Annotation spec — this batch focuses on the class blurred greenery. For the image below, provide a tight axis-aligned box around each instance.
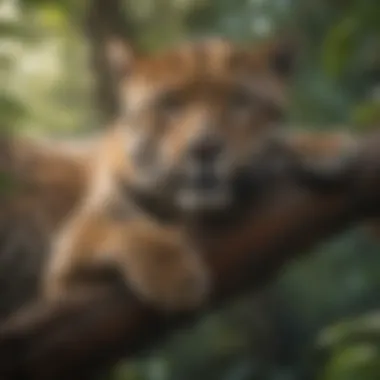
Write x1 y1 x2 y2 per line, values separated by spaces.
1 0 380 379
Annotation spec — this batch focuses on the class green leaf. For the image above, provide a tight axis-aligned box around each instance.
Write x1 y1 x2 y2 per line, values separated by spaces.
351 101 380 129
322 344 380 380
0 94 29 127
321 16 360 78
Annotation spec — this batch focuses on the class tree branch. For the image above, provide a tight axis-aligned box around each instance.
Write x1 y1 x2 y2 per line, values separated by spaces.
0 132 380 379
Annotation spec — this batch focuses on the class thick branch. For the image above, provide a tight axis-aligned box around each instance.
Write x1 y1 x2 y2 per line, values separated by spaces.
0 133 380 379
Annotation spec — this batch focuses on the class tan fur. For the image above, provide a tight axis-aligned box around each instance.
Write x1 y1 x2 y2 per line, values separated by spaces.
41 37 378 314
118 38 291 172
45 208 209 311
37 40 300 309
39 127 210 312
5 38 368 316
38 38 298 312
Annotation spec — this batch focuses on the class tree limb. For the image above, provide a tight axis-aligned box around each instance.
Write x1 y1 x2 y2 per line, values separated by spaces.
0 132 380 379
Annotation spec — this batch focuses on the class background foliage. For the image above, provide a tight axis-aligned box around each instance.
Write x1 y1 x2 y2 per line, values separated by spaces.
1 0 380 379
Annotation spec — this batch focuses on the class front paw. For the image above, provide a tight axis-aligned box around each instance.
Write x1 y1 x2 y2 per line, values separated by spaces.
126 249 211 313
